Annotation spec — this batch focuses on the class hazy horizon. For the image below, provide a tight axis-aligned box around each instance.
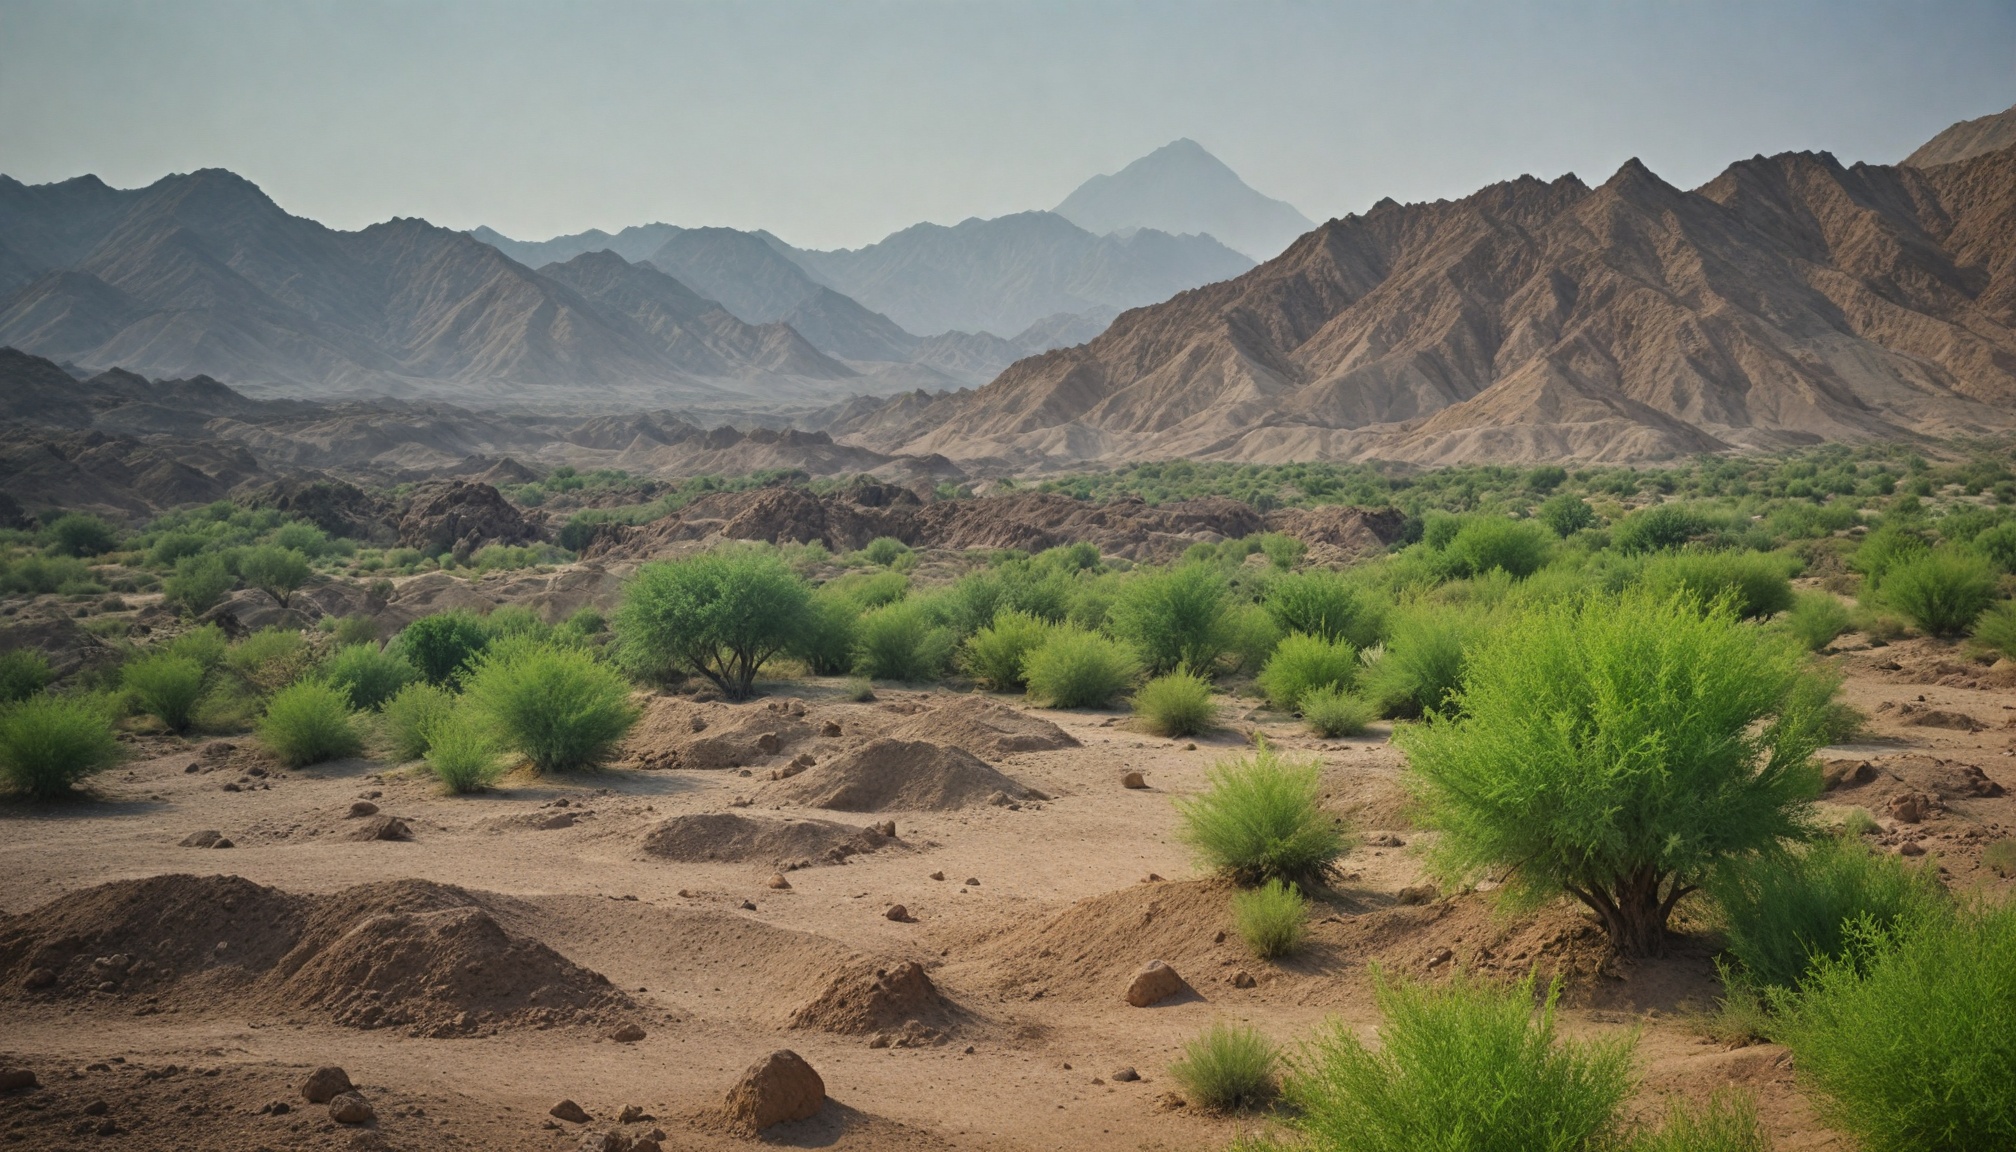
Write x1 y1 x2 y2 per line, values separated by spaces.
2 0 2013 250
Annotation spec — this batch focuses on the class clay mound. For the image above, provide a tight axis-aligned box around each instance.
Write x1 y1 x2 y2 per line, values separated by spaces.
623 697 816 770
770 739 1036 812
884 696 1079 758
789 959 959 1041
951 880 1234 1002
640 813 894 867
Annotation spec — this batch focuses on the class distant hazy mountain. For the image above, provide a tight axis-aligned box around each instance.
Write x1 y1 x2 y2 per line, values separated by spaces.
1054 139 1314 260
468 223 681 267
782 211 1252 337
1906 102 2016 168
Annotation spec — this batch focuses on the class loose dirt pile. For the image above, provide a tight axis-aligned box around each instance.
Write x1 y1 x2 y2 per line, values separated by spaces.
640 813 896 868
952 880 1236 1003
789 960 960 1043
883 696 1079 758
0 875 630 1036
769 739 1039 812
622 697 819 770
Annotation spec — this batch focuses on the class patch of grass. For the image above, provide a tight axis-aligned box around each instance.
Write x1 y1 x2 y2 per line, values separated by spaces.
459 643 639 773
1881 548 2000 637
0 649 52 703
843 676 876 702
852 599 954 682
1132 669 1216 737
1301 685 1375 738
1981 838 2016 878
1176 742 1348 887
1231 879 1306 959
1774 902 2016 1152
319 643 417 711
122 653 206 733
1784 590 1853 651
1711 837 1946 995
1257 632 1357 712
1021 626 1140 709
381 680 456 762
1631 1091 1773 1152
1168 1022 1277 1112
1688 977 1774 1049
257 681 364 768
0 695 122 798
961 610 1054 691
1278 972 1636 1152
424 709 505 793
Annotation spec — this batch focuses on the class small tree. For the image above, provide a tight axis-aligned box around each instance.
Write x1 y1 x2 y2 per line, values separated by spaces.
1397 591 1827 957
1537 492 1596 538
393 610 493 685
163 554 234 614
43 513 119 558
238 545 310 607
1108 563 1231 675
460 641 639 773
614 551 811 701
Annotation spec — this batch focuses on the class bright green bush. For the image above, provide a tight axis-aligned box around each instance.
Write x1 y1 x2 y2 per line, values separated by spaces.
792 589 861 676
615 552 812 700
1176 743 1347 887
1881 548 2000 637
459 643 639 773
381 680 456 761
424 709 505 793
224 628 311 695
1711 836 1946 995
163 624 228 670
1538 492 1597 538
320 643 418 711
238 545 311 607
1974 601 2016 659
1021 626 1140 709
1785 591 1853 651
1397 591 1826 956
1301 685 1375 738
1257 632 1357 712
1263 572 1385 648
1279 973 1635 1152
0 649 52 703
960 610 1053 691
826 568 909 608
1222 604 1284 675
330 615 379 647
122 653 206 733
1231 878 1306 959
1972 521 2016 572
162 553 234 614
1108 564 1232 675
859 536 911 566
1639 550 1796 619
1630 1093 1773 1152
1774 902 2016 1152
1613 504 1708 553
1850 523 1928 591
43 513 119 557
1169 1022 1277 1113
257 681 364 767
393 611 493 686
1358 603 1485 718
852 599 954 681
0 554 98 596
0 696 122 798
1132 669 1216 737
1443 516 1552 579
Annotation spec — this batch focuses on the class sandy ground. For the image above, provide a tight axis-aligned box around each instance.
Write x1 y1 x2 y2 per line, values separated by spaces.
2 634 2013 1152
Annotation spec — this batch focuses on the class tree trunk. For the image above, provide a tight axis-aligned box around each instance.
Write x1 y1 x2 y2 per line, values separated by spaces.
1568 866 1689 958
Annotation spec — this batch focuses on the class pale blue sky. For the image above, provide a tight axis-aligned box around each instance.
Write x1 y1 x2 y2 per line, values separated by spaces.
1 0 2011 249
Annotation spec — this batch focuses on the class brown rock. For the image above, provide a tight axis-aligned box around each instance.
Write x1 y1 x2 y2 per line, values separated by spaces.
1898 840 1927 857
347 800 379 818
1120 771 1147 789
609 1023 647 1043
821 721 843 738
179 830 222 848
551 1099 591 1123
929 871 945 881
1888 792 1933 824
300 1066 354 1104
21 968 55 990
1124 961 1186 1007
0 1069 38 1092
347 815 412 842
328 1092 375 1125
722 1050 825 1132
212 837 235 848
1821 760 1876 790
885 904 913 922
768 874 792 890
1111 1066 1140 1082
396 480 539 558
1231 970 1257 989
618 1105 649 1123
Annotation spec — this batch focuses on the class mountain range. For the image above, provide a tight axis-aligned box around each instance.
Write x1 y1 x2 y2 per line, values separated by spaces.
1053 138 1315 260
1906 101 2016 169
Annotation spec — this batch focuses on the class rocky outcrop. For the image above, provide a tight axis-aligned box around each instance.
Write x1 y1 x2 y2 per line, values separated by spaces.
239 477 394 543
395 480 540 560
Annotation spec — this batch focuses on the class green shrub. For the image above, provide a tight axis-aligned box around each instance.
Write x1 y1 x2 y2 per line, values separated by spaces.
269 521 332 557
320 643 418 711
1231 878 1306 959
1613 504 1708 553
424 709 505 793
844 676 876 702
329 615 378 647
1168 1022 1277 1113
1850 524 1928 591
43 513 119 557
1974 601 2016 659
163 624 228 670
1972 521 2016 572
852 599 954 681
1397 591 1826 956
1176 743 1347 887
238 545 310 607
1711 836 1946 995
615 552 812 701
1784 591 1853 651
1133 669 1216 737
1257 632 1357 712
1774 902 2016 1152
1639 550 1796 620
1538 492 1597 538
0 649 52 703
1881 548 2000 637
1263 572 1385 648
459 643 638 773
1279 972 1636 1152
393 610 493 686
1358 603 1485 718
827 568 909 609
1256 532 1306 570
1629 1092 1773 1152
257 681 364 767
1222 604 1283 676
792 590 861 676
1301 685 1375 738
1443 516 1553 579
860 536 911 566
960 610 1053 691
1108 564 1232 675
481 604 550 641
1021 626 1140 708
162 553 234 614
122 653 206 732
224 627 311 695
0 696 122 798
382 680 456 761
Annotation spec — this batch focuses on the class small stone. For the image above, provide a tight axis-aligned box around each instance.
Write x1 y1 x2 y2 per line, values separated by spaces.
739 900 757 911
1121 771 1147 789
722 1050 825 1132
179 830 221 848
1365 833 1406 847
1898 840 1927 857
609 1023 647 1043
1184 742 1197 751
821 721 843 737
767 875 791 890
1124 961 1186 1007
1396 884 1439 906
95 1119 119 1136
23 968 56 990
551 1099 591 1123
689 714 709 732
1142 873 1164 883
1888 793 1932 824
184 762 200 773
536 812 577 830
0 1069 38 1092
328 1092 375 1125
929 871 945 881
300 1066 354 1104
221 782 241 792
1213 930 1226 944
1111 1067 1140 1082
82 1100 107 1116
269 1101 291 1115
347 801 379 818
618 1104 650 1123
963 877 980 887
885 904 913 922
1231 970 1257 989
876 820 897 838
1426 948 1455 970
212 838 235 849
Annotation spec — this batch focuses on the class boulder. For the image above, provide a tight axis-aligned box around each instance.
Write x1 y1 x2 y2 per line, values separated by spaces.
300 1066 354 1104
722 1050 825 1132
550 1100 591 1124
608 1023 647 1043
1121 771 1147 789
328 1092 375 1125
1124 961 1187 1007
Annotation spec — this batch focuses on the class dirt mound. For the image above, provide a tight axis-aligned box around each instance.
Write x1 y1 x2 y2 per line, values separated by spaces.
883 696 1079 758
623 698 817 770
1 875 630 1035
789 960 958 1041
953 880 1236 1002
769 739 1037 812
641 813 894 867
